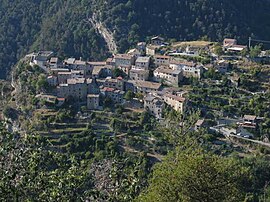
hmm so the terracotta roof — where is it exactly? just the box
[114,54,133,60]
[166,94,186,102]
[103,87,114,92]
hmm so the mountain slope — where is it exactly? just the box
[1,0,270,78]
[0,0,108,79]
[97,0,270,52]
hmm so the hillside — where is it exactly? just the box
[98,0,270,52]
[1,0,270,78]
[0,0,108,79]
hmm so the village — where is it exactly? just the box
[24,36,270,141]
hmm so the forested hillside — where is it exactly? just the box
[0,0,108,79]
[97,0,270,52]
[1,0,270,78]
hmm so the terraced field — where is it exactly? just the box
[36,109,168,160]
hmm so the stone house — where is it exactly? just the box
[195,119,207,131]
[29,51,54,71]
[87,94,100,110]
[137,42,146,54]
[181,64,203,79]
[129,80,162,94]
[49,57,62,69]
[170,60,203,79]
[87,78,100,94]
[223,38,237,47]
[64,58,92,76]
[151,36,165,46]
[214,60,229,73]
[106,58,116,66]
[47,75,58,86]
[57,72,72,84]
[223,38,247,52]
[154,55,171,67]
[127,48,141,59]
[241,115,258,129]
[103,77,124,91]
[154,66,183,86]
[135,57,151,70]
[92,66,104,79]
[146,45,159,56]
[50,68,70,75]
[57,78,87,101]
[163,93,186,114]
[100,87,125,103]
[129,69,149,81]
[144,94,165,119]
[114,54,135,67]
[57,70,84,84]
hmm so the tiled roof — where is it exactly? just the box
[67,78,85,84]
[155,66,181,75]
[114,54,133,60]
[136,57,150,63]
[133,80,161,90]
[165,94,186,102]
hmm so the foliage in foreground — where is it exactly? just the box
[137,139,270,202]
[1,121,270,201]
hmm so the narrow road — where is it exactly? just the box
[211,126,270,148]
[229,134,270,148]
[89,12,118,54]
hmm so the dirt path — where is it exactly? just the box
[89,12,118,54]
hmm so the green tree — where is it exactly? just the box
[124,90,134,101]
[213,44,223,55]
[137,147,249,202]
[36,74,48,91]
[240,48,248,57]
[249,45,262,58]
